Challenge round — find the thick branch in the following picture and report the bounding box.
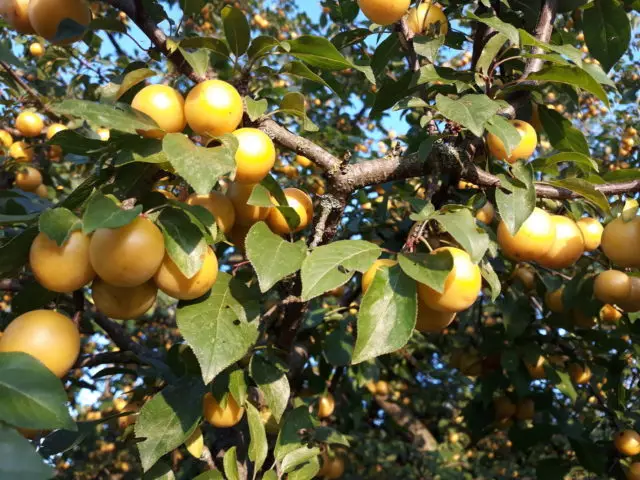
[524,0,559,76]
[257,118,340,173]
[92,313,161,360]
[375,395,438,452]
[75,351,142,369]
[104,0,206,83]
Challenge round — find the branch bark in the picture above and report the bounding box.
[0,61,61,121]
[524,0,559,76]
[375,395,438,452]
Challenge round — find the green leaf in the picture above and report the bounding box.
[0,40,24,68]
[432,209,490,263]
[480,259,502,301]
[180,0,203,17]
[144,461,176,480]
[250,354,290,423]
[180,37,230,58]
[223,447,239,480]
[52,100,159,134]
[538,106,589,155]
[135,377,206,472]
[47,130,106,155]
[176,273,260,384]
[275,407,315,461]
[278,92,318,132]
[280,61,332,89]
[163,133,237,195]
[228,367,248,406]
[157,207,208,279]
[222,6,250,56]
[549,368,578,402]
[352,266,417,364]
[286,35,353,70]
[467,12,520,46]
[474,33,508,87]
[486,115,522,157]
[0,226,38,277]
[82,192,142,234]
[245,222,306,292]
[38,208,82,246]
[583,0,631,72]
[11,281,57,315]
[178,47,210,79]
[371,34,401,77]
[88,17,127,33]
[115,137,168,166]
[115,68,157,100]
[528,66,610,107]
[544,178,612,216]
[0,352,75,431]
[246,403,268,479]
[435,94,502,137]
[323,324,354,366]
[530,152,599,175]
[398,251,453,294]
[495,162,536,236]
[248,35,281,60]
[245,97,269,122]
[281,446,321,475]
[193,472,224,480]
[301,240,381,301]
[0,425,54,480]
[413,35,444,63]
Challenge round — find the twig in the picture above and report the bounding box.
[0,61,61,120]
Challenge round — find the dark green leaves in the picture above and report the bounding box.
[432,209,490,263]
[528,66,610,107]
[82,192,142,234]
[286,35,353,70]
[583,0,631,72]
[0,352,75,431]
[157,207,209,279]
[52,100,158,134]
[222,6,250,56]
[250,354,290,423]
[135,378,206,472]
[176,273,259,384]
[301,240,381,301]
[0,226,38,276]
[162,133,237,195]
[538,106,589,155]
[245,222,307,292]
[435,94,502,137]
[352,266,417,364]
[246,403,268,479]
[544,178,612,216]
[38,208,82,246]
[398,251,453,293]
[0,425,54,480]
[486,115,522,157]
[467,12,520,46]
[495,162,536,236]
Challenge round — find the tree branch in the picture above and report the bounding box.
[524,0,559,76]
[92,312,161,360]
[104,0,207,83]
[374,395,438,452]
[0,61,61,121]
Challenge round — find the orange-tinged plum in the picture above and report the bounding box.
[91,278,157,320]
[318,392,335,418]
[295,155,312,168]
[34,184,48,198]
[89,216,165,287]
[203,392,244,428]
[15,111,43,137]
[626,462,640,480]
[0,130,13,148]
[486,120,537,163]
[154,247,218,300]
[184,80,243,137]
[618,277,640,313]
[362,258,397,293]
[30,231,95,293]
[231,128,276,184]
[568,363,591,384]
[615,430,640,456]
[9,141,33,162]
[600,304,622,323]
[573,310,595,329]
[0,310,80,377]
[526,355,547,379]
[28,0,91,44]
[418,247,482,313]
[357,0,410,25]
[29,42,44,57]
[415,302,456,333]
[226,182,271,226]
[513,266,535,291]
[1,0,35,33]
[545,287,564,313]
[493,396,516,420]
[14,166,42,192]
[186,192,236,234]
[407,1,448,36]
[475,201,495,224]
[593,270,631,304]
[266,188,314,235]
[601,216,640,268]
[576,217,603,251]
[131,85,186,138]
[497,207,556,262]
[538,216,584,269]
